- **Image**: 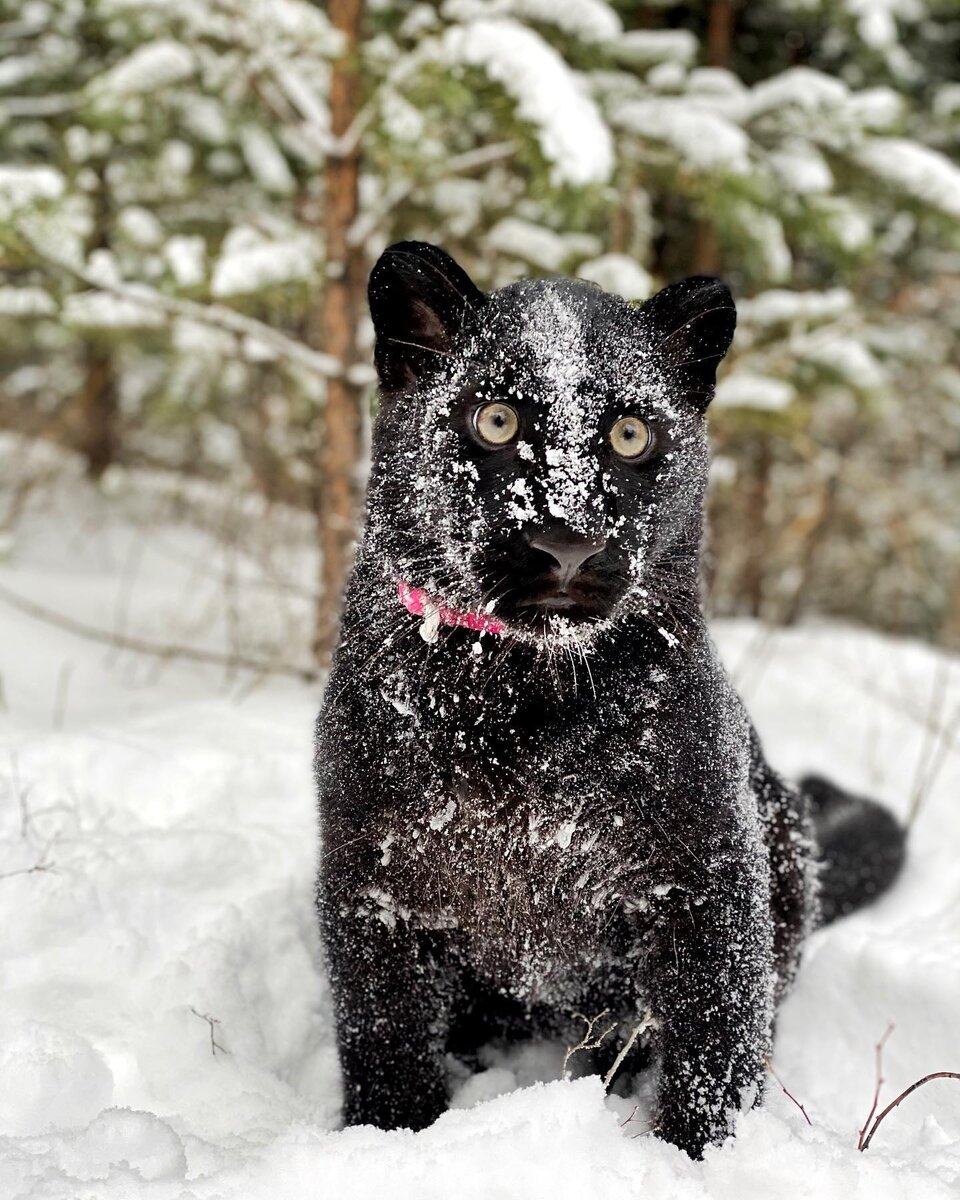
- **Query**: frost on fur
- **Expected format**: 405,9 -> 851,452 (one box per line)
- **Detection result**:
316,243 -> 904,1159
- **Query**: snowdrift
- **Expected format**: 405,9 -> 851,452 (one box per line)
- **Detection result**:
0,459 -> 958,1198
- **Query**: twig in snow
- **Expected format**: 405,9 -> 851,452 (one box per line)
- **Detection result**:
860,1072 -> 960,1152
562,1009 -> 617,1080
190,1007 -> 227,1057
619,1104 -> 659,1139
856,1023 -> 960,1152
0,861 -> 54,881
764,1055 -> 812,1126
0,841 -> 56,881
603,1009 -> 658,1090
858,1023 -> 895,1150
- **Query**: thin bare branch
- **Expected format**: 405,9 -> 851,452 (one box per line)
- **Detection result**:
14,229 -> 373,383
618,1105 -> 659,1139
347,141 -> 516,248
190,1007 -> 227,1057
0,838 -> 56,881
765,1056 -> 813,1127
603,1009 -> 658,1090
562,1009 -> 617,1080
861,1072 -> 960,1152
0,579 -> 318,683
858,1023 -> 895,1150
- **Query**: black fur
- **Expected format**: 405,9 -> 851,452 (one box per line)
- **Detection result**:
315,242 -> 906,1158
803,775 -> 906,924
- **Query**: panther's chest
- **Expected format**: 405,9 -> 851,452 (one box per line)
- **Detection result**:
368,775 -> 655,988
363,668 -> 668,988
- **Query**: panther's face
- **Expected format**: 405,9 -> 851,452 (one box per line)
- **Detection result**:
365,242 -> 735,648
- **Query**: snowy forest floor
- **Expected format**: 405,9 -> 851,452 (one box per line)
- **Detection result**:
1,440 -> 959,1199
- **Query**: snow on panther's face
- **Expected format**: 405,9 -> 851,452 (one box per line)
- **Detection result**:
366,243 -> 735,648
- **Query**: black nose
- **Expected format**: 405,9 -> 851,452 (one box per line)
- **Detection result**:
527,529 -> 607,587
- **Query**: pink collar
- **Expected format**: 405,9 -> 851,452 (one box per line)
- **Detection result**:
397,580 -> 506,636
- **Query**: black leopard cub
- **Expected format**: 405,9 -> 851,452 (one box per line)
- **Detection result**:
315,242 -> 905,1158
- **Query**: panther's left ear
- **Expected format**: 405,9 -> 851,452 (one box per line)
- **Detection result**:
368,241 -> 487,394
637,276 -> 736,412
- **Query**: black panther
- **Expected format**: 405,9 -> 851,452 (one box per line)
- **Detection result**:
315,242 -> 905,1158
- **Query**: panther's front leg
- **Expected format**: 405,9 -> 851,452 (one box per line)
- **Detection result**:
319,880 -> 452,1131
645,861 -> 775,1158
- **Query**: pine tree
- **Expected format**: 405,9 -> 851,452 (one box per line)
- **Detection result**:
1,0 -> 958,653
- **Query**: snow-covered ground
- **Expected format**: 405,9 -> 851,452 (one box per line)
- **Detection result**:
1,452 -> 959,1199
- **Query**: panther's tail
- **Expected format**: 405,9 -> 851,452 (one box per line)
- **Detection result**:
801,774 -> 907,925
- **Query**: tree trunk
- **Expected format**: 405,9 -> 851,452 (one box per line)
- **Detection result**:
76,161 -> 117,478
309,0 -> 366,668
76,345 -> 117,478
692,220 -> 720,276
692,0 -> 738,277
706,0 -> 736,68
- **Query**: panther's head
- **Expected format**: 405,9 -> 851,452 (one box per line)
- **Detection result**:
365,242 -> 735,648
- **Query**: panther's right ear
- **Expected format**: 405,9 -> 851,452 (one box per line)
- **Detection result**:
368,241 -> 486,392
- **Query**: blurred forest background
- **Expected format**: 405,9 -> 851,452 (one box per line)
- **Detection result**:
1,0 -> 959,667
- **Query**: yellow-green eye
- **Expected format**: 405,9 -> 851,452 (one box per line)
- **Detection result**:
609,415 -> 651,459
473,402 -> 519,447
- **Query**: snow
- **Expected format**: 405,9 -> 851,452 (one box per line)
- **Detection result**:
211,226 -> 317,297
0,165 -> 64,220
1,452 -> 960,1196
805,335 -> 886,390
767,142 -> 834,195
434,18 -> 614,186
441,0 -> 622,44
745,68 -> 850,122
487,218 -> 572,271
933,84 -> 960,120
63,290 -> 166,330
611,29 -> 698,67
744,207 -> 792,281
577,253 -> 652,301
844,0 -> 922,50
91,40 -> 196,96
614,98 -> 751,175
239,126 -> 297,196
714,373 -> 796,413
845,86 -> 903,130
687,67 -> 747,99
96,0 -> 341,54
118,206 -> 165,249
737,289 -> 854,327
0,53 -> 43,90
816,198 -> 874,252
855,139 -> 960,220
0,286 -> 57,317
178,95 -> 231,146
164,235 -> 207,288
